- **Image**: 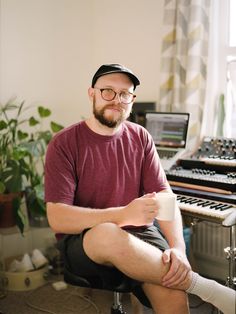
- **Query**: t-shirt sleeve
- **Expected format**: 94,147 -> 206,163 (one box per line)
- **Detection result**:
44,135 -> 77,204
142,131 -> 169,193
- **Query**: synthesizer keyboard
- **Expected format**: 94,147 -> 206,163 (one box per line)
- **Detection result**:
166,166 -> 236,192
179,136 -> 236,173
201,156 -> 236,167
176,194 -> 236,222
168,136 -> 236,192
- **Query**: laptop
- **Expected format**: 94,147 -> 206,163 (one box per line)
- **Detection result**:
145,112 -> 190,170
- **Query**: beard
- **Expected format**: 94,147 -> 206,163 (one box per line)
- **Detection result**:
93,100 -> 129,128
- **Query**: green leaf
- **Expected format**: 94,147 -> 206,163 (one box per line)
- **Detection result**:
17,101 -> 25,117
38,130 -> 52,145
0,120 -> 7,130
38,106 -> 51,118
21,140 -> 46,158
35,184 -> 44,199
12,196 -> 25,235
2,160 -> 23,192
17,130 -> 29,140
25,185 -> 46,215
12,146 -> 28,160
51,121 -> 64,133
29,116 -> 39,126
0,181 -> 6,193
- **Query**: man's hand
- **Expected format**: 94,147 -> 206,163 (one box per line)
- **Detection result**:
122,192 -> 158,226
161,248 -> 191,288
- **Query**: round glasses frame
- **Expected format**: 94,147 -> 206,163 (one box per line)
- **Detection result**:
94,88 -> 136,104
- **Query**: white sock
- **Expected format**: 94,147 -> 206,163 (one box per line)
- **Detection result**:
186,273 -> 236,314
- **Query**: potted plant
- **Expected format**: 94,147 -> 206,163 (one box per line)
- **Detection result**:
23,106 -> 64,227
0,99 -> 63,234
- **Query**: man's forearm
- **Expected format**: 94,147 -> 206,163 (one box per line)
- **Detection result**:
158,207 -> 186,254
46,202 -> 125,234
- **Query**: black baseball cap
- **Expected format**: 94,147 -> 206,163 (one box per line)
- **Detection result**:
91,63 -> 140,89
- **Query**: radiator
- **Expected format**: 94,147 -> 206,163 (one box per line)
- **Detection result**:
190,221 -> 230,282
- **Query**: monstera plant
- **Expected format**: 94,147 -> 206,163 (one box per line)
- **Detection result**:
0,99 -> 63,233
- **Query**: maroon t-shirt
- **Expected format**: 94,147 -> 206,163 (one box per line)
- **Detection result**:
45,120 -> 169,232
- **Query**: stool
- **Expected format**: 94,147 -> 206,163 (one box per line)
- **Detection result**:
63,266 -> 133,314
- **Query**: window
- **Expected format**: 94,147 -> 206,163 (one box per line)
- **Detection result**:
229,0 -> 236,47
200,1 -> 236,138
225,0 -> 236,137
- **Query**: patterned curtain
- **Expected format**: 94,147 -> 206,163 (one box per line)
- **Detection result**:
159,0 -> 211,148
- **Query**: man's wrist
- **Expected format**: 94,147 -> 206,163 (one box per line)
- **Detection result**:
170,245 -> 187,256
109,206 -> 126,226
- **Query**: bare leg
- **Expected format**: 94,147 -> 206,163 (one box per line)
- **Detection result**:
84,223 -> 174,285
130,294 -> 143,314
84,223 -> 190,314
83,223 -> 235,314
143,283 -> 189,314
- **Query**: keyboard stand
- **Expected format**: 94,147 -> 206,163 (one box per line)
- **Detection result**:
222,211 -> 236,290
185,211 -> 236,291
184,212 -> 236,314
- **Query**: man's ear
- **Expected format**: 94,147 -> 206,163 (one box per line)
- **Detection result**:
88,87 -> 94,101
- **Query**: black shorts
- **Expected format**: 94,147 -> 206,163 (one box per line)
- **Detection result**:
57,222 -> 169,308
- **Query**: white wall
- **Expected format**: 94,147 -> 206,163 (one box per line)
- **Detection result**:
0,0 -> 164,127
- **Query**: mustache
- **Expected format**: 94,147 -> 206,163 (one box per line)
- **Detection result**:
104,104 -> 124,112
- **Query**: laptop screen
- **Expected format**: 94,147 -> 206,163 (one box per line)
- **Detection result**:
145,112 -> 190,149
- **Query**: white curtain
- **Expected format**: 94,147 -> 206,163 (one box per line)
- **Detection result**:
225,61 -> 236,137
201,0 -> 228,139
201,0 -> 236,139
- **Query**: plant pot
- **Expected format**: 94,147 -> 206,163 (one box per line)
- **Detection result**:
0,193 -> 21,228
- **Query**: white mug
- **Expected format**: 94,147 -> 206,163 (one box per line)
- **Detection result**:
156,193 -> 177,221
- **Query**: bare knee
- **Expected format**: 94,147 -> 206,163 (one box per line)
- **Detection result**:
83,223 -> 127,263
85,222 -> 123,246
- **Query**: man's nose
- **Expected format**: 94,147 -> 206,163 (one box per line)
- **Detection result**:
113,92 -> 122,104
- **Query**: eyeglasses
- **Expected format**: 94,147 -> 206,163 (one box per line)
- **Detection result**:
94,88 -> 136,104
